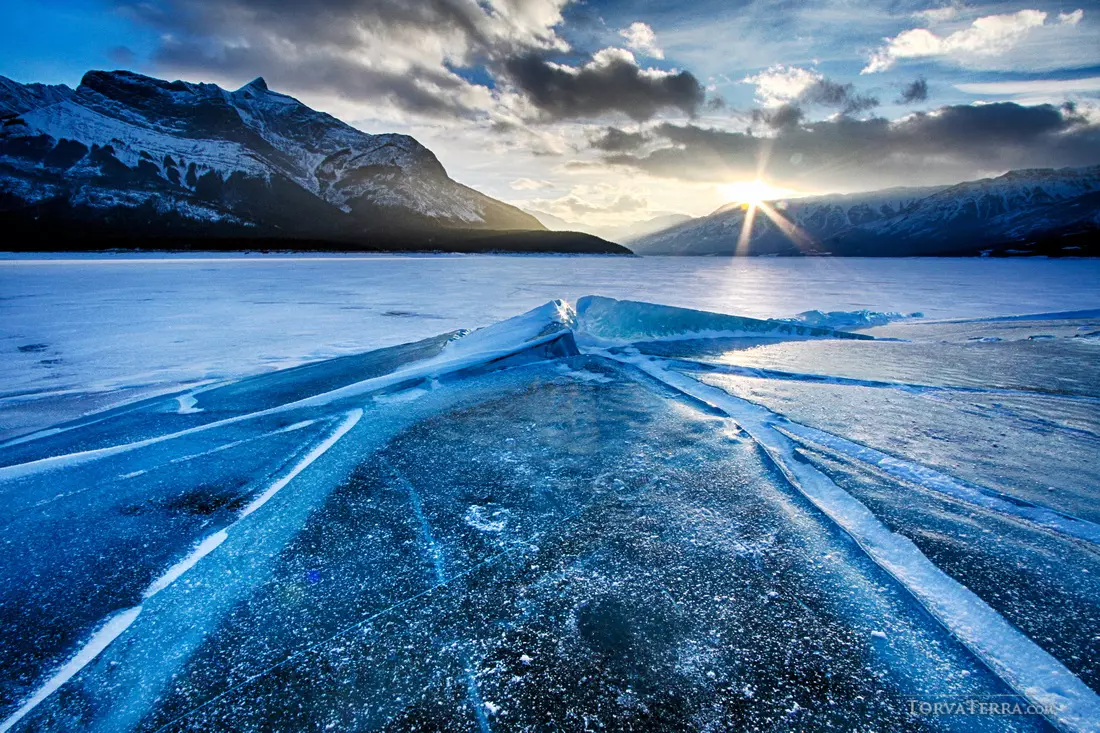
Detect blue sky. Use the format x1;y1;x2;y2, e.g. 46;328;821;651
3;0;1099;228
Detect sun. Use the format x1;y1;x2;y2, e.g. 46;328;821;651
719;179;802;206
718;179;816;254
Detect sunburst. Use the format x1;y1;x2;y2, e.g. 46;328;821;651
717;179;812;254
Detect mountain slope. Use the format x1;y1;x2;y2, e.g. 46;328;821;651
632;187;944;255
527;209;693;243
833;167;1100;255
632;166;1100;257
0;70;595;250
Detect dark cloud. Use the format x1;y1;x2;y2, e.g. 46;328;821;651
752;103;804;129
117;0;709;123
590;127;649;152
601;103;1100;190
501;50;706;121
744;74;878;132
800;79;878;114
899;77;929;104
115;0;551;55
704;96;727;112
112;0;570;118
153;37;478;118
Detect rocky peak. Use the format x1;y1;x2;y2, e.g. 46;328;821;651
240;77;268;92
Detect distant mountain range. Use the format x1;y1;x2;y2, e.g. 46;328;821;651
630;166;1100;257
0;71;626;254
3;69;1096;257
526;210;692;244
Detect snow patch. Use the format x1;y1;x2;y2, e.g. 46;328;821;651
464;505;508;533
373;387;429;404
555;364;613;383
175;394;203;414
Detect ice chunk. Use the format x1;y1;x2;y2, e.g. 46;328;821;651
441;299;575;360
574;296;871;345
783;309;922;330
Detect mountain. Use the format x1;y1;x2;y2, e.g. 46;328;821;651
834;167;1100;255
631;166;1100;257
632;186;949;255
0;70;627;254
617;213;694;242
527;209;692;243
526;209;578;232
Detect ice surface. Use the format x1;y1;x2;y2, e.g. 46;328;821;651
1;260;1099;732
796;448;1100;695
3;255;1099;438
609;353;1100;730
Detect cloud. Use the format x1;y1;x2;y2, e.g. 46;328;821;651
523;182;650;223
619;22;664;59
599;102;1100;191
510;177;556;190
955;77;1100;96
502;47;706;121
913;6;960;23
115;0;702;125
562;192;648;216
899;77;929;104
1059;9;1084;25
752;103;804;129
590;126;649;152
743;65;821;107
744;65;878;116
154;38;492;118
863;8;1085;73
114;0;572;119
801;79;879;114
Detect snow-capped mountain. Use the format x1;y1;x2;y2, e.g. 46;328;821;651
0;77;73;117
632;166;1100;256
0;70;544;241
841;167;1100;253
632;187;944;255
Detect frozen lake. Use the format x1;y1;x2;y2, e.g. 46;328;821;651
2;254;1098;411
1;256;1099;731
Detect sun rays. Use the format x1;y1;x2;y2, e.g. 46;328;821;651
719;179;815;255
717;139;815;255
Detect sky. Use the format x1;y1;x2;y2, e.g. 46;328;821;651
2;0;1100;233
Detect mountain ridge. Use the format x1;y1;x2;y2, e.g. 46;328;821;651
631;166;1100;257
0;70;626;253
